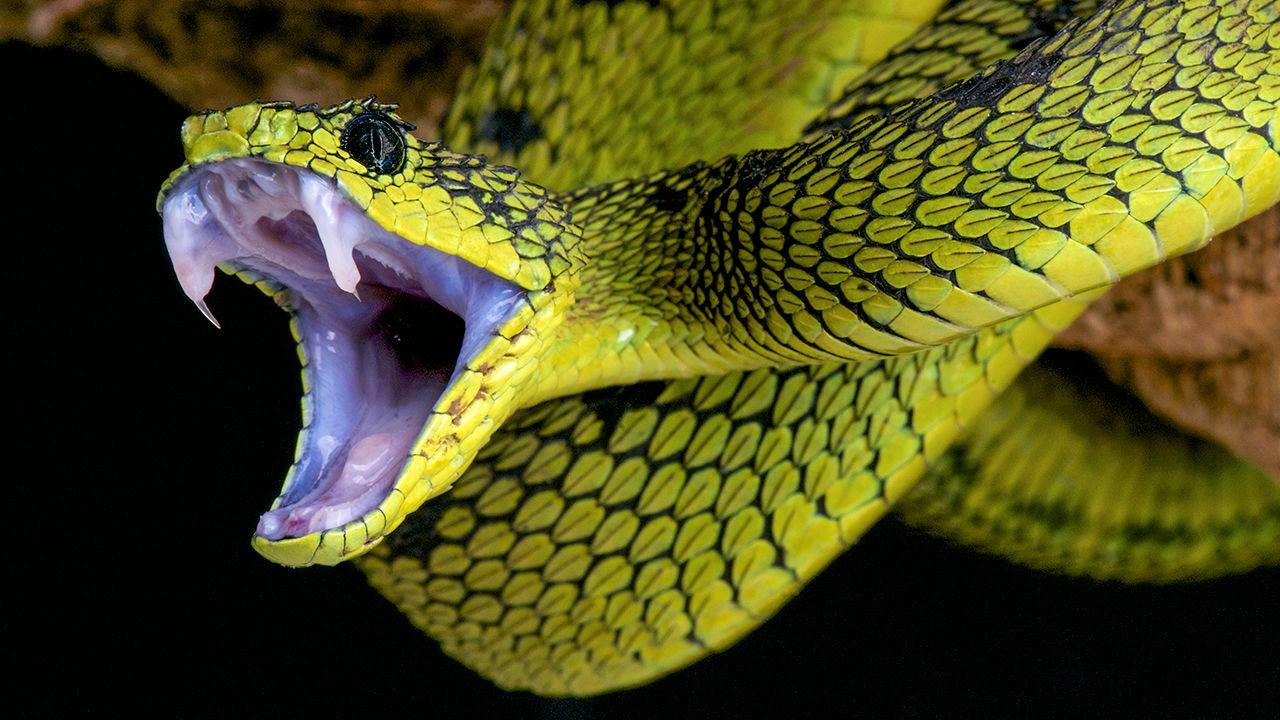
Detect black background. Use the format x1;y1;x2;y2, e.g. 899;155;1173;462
5;42;1278;718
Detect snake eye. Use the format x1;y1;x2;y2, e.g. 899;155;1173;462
341;113;406;175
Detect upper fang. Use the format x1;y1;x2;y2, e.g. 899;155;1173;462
301;173;365;297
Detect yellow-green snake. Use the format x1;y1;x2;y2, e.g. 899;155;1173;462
157;0;1280;696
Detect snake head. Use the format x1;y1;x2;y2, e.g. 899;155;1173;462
157;98;584;566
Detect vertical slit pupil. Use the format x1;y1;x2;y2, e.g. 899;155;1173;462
341;113;405;174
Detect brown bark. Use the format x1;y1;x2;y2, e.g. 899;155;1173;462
3;0;503;131
1059;209;1280;478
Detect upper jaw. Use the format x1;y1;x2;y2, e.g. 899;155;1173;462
160;157;529;562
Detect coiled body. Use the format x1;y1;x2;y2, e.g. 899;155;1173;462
149;0;1280;698
352;0;1280;695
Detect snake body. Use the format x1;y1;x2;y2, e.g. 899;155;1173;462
159;0;1280;696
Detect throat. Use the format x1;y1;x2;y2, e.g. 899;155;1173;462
257;282;462;540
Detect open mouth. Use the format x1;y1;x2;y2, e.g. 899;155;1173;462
161;158;525;541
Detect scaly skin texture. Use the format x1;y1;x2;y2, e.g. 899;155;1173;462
896;355;1280;582
165;98;587;566
804;0;1103;137
443;0;948;188
157;0;1280;696
359;297;1095;695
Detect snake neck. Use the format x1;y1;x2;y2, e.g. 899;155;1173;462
520;0;1280;409
530;152;829;402
535;128;1051;403
529;127;1071;403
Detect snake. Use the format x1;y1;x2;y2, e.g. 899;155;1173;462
157;0;1280;696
